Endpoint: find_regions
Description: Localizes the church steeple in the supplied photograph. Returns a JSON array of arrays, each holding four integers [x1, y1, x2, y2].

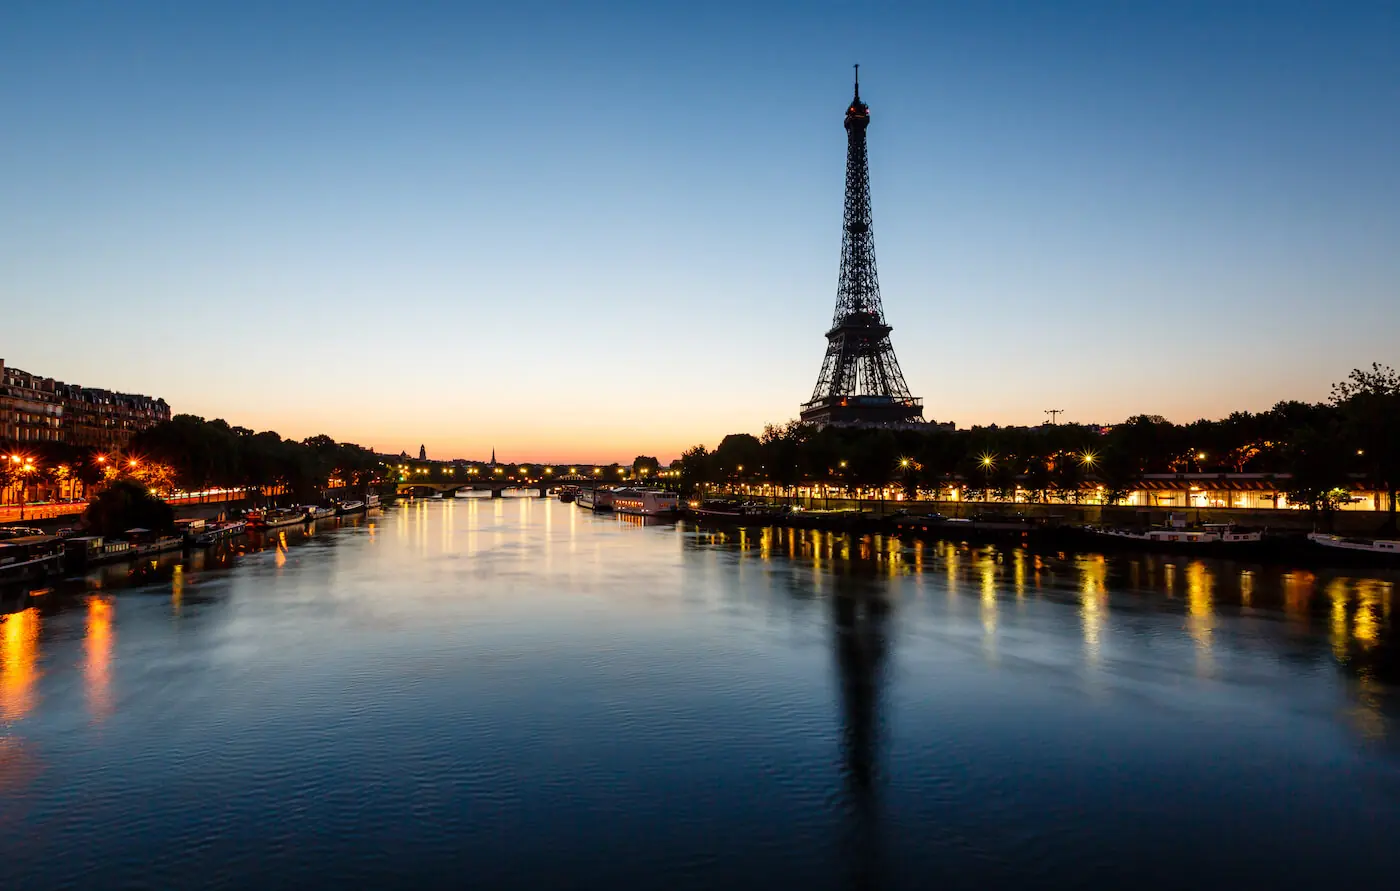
[[490, 448, 496, 466]]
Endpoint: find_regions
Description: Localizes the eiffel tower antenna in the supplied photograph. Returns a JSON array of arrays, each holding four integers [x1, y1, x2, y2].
[[800, 69, 923, 429]]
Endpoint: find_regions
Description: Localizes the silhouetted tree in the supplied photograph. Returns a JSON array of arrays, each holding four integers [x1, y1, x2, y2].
[[83, 480, 175, 536]]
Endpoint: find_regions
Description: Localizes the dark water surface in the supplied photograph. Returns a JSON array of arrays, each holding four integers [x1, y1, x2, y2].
[[3, 497, 1400, 889]]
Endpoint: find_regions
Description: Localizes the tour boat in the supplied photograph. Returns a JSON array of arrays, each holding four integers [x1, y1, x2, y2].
[[611, 488, 679, 516], [367, 494, 381, 509], [0, 535, 65, 583], [557, 487, 577, 504], [1307, 532, 1400, 559]]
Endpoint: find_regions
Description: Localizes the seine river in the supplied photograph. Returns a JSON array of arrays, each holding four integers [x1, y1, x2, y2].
[[2, 496, 1399, 888]]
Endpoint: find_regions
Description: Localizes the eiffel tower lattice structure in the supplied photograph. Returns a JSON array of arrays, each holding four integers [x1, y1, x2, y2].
[[800, 66, 924, 429]]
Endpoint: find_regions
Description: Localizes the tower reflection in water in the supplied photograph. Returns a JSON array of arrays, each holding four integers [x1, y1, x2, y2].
[[685, 522, 1398, 743]]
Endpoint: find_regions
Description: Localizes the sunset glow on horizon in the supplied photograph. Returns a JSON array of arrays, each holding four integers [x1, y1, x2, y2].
[[3, 2, 1395, 463]]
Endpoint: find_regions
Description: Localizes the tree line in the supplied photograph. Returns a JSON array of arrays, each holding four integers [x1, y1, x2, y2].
[[677, 365, 1400, 529], [1, 414, 386, 505], [127, 415, 384, 501]]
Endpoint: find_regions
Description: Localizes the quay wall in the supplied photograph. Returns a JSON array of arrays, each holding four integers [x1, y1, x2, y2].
[[1, 493, 249, 531], [740, 494, 1389, 536]]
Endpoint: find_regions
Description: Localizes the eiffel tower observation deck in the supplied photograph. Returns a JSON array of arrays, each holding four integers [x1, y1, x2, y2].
[[800, 67, 924, 429]]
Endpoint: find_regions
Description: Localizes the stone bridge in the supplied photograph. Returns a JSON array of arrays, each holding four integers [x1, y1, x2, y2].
[[396, 476, 604, 500]]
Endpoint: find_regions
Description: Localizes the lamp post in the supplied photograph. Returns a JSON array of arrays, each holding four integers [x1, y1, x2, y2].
[[18, 460, 36, 521]]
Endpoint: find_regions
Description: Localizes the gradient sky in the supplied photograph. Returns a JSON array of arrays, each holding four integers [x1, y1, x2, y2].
[[3, 1, 1397, 462]]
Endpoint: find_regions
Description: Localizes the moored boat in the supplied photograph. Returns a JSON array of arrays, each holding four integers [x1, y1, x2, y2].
[[576, 488, 614, 512], [684, 500, 791, 521], [123, 528, 184, 556], [174, 517, 207, 544], [64, 535, 133, 566], [685, 499, 746, 519], [611, 488, 679, 516], [1307, 532, 1400, 560], [192, 520, 247, 546], [1091, 522, 1263, 545], [337, 500, 366, 516], [557, 486, 577, 504], [246, 508, 308, 529], [302, 505, 336, 521], [0, 535, 65, 583]]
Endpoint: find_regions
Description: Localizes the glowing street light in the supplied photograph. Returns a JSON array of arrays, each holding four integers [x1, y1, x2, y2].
[[1080, 451, 1098, 467], [980, 454, 995, 468]]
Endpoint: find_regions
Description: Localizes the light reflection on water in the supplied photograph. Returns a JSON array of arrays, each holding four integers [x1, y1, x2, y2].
[[0, 498, 1398, 888]]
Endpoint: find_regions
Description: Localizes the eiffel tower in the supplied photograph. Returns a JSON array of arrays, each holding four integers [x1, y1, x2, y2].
[[800, 66, 924, 428]]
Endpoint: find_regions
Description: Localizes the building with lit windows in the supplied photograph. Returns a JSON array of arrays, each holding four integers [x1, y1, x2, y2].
[[0, 360, 64, 445], [1, 359, 170, 450]]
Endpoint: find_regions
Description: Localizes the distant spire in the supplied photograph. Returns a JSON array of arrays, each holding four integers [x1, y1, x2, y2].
[[853, 63, 859, 100], [491, 448, 496, 465], [419, 444, 427, 461]]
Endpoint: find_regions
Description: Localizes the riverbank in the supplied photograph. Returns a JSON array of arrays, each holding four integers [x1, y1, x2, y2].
[[681, 496, 1400, 570], [724, 492, 1390, 536]]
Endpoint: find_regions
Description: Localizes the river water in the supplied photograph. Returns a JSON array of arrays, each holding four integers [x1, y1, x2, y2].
[[2, 496, 1399, 889]]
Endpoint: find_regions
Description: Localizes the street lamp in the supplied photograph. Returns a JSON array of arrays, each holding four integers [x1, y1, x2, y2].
[[16, 460, 36, 521], [979, 453, 996, 503]]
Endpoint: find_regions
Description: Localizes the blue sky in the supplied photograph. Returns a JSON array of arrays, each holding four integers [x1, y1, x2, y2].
[[2, 1, 1396, 461]]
